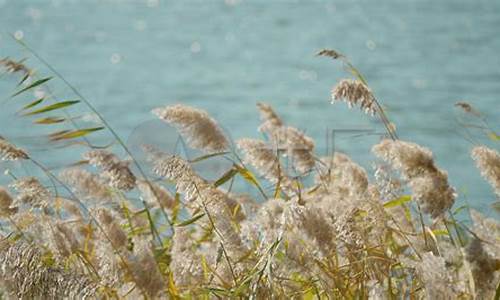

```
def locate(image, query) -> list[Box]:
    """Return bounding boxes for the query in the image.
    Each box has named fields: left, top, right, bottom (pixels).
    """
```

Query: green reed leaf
left=236, top=165, right=260, bottom=187
left=12, top=77, right=52, bottom=97
left=21, top=97, right=44, bottom=110
left=176, top=212, right=205, bottom=227
left=488, top=132, right=500, bottom=141
left=23, top=100, right=80, bottom=116
left=235, top=164, right=267, bottom=199
left=49, top=127, right=104, bottom=141
left=452, top=204, right=468, bottom=215
left=190, top=151, right=230, bottom=163
left=34, top=116, right=66, bottom=124
left=383, top=195, right=412, bottom=209
left=17, top=72, right=31, bottom=86
left=214, top=167, right=238, bottom=187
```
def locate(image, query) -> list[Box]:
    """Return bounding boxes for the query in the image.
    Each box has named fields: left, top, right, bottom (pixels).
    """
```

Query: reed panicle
left=0, top=187, right=18, bottom=216
left=150, top=151, right=247, bottom=259
left=236, top=138, right=296, bottom=196
left=60, top=168, right=113, bottom=202
left=137, top=179, right=176, bottom=209
left=83, top=150, right=136, bottom=191
left=455, top=101, right=481, bottom=117
left=170, top=227, right=204, bottom=288
left=0, top=138, right=29, bottom=161
left=10, top=177, right=51, bottom=208
left=257, top=102, right=316, bottom=173
left=465, top=237, right=500, bottom=298
left=373, top=139, right=456, bottom=219
left=257, top=102, right=284, bottom=136
left=471, top=146, right=500, bottom=196
left=413, top=252, right=462, bottom=299
left=331, top=79, right=377, bottom=116
left=316, top=48, right=344, bottom=60
left=152, top=104, right=229, bottom=153
left=0, top=58, right=31, bottom=75
left=97, top=208, right=128, bottom=249
left=315, top=153, right=369, bottom=197
left=148, top=150, right=206, bottom=203
left=126, top=240, right=165, bottom=298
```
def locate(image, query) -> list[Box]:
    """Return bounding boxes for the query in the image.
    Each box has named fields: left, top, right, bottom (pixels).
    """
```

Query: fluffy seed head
left=281, top=126, right=316, bottom=174
left=471, top=146, right=500, bottom=196
left=331, top=79, right=377, bottom=115
left=60, top=168, right=113, bottom=201
left=316, top=49, right=343, bottom=60
left=127, top=240, right=165, bottom=297
left=0, top=138, right=29, bottom=161
left=97, top=208, right=128, bottom=249
left=0, top=187, right=17, bottom=216
left=170, top=227, right=204, bottom=288
left=237, top=138, right=296, bottom=196
left=10, top=177, right=51, bottom=208
left=84, top=150, right=136, bottom=191
left=256, top=103, right=316, bottom=173
left=257, top=102, right=284, bottom=135
left=137, top=179, right=176, bottom=209
left=152, top=104, right=229, bottom=153
left=455, top=101, right=481, bottom=117
left=316, top=153, right=369, bottom=197
left=373, top=139, right=455, bottom=219
left=148, top=149, right=206, bottom=202
left=0, top=58, right=31, bottom=74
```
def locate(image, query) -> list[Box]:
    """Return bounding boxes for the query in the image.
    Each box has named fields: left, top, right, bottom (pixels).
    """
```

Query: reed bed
left=0, top=49, right=499, bottom=299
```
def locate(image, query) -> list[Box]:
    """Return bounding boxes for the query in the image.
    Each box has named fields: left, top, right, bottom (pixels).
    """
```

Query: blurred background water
left=0, top=0, right=499, bottom=216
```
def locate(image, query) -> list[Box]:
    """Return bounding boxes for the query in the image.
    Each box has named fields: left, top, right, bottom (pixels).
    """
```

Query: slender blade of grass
left=49, top=127, right=104, bottom=141
left=23, top=100, right=80, bottom=116
left=12, top=77, right=52, bottom=97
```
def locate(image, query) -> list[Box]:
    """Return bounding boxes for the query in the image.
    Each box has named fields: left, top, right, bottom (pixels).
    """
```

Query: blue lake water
left=0, top=0, right=499, bottom=216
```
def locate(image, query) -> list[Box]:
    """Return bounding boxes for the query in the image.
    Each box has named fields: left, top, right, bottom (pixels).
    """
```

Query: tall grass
left=0, top=46, right=499, bottom=299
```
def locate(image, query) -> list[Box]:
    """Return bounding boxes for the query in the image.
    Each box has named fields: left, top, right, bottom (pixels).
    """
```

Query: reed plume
left=126, top=240, right=165, bottom=298
left=152, top=104, right=229, bottom=153
left=315, top=153, right=369, bottom=197
left=471, top=146, right=500, bottom=196
left=469, top=210, right=500, bottom=258
left=83, top=150, right=136, bottom=191
left=60, top=168, right=113, bottom=201
left=331, top=79, right=377, bottom=116
left=413, top=252, right=461, bottom=299
left=10, top=177, right=51, bottom=208
left=149, top=151, right=206, bottom=203
left=256, top=102, right=284, bottom=136
left=257, top=102, right=316, bottom=173
left=373, top=139, right=455, bottom=219
left=97, top=208, right=128, bottom=249
left=0, top=186, right=18, bottom=216
left=137, top=179, right=176, bottom=209
left=0, top=138, right=29, bottom=161
left=0, top=57, right=31, bottom=75
left=316, top=48, right=344, bottom=60
left=236, top=138, right=296, bottom=196
left=169, top=227, right=204, bottom=288
left=455, top=101, right=481, bottom=117
left=465, top=237, right=500, bottom=298
left=150, top=150, right=247, bottom=258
